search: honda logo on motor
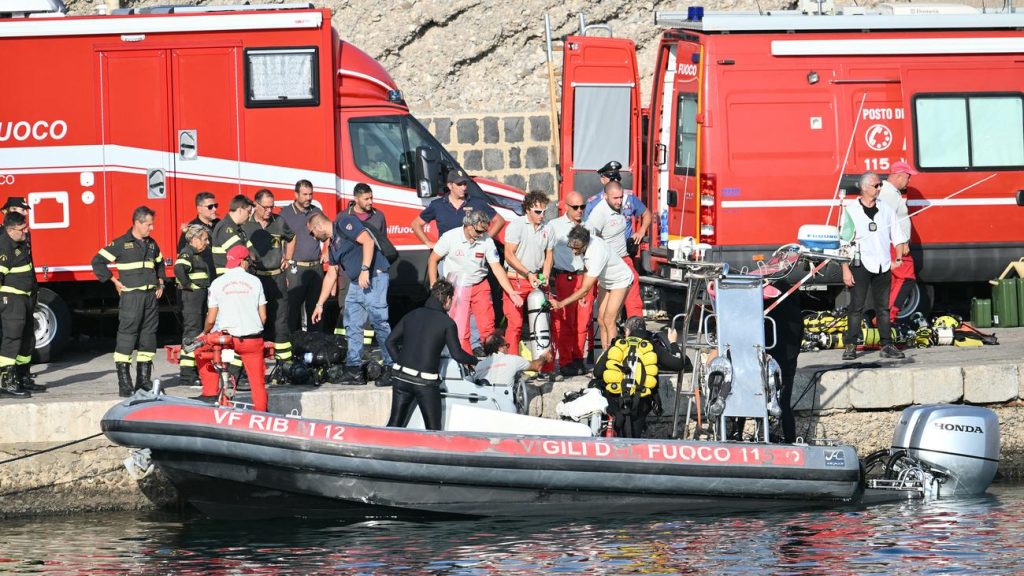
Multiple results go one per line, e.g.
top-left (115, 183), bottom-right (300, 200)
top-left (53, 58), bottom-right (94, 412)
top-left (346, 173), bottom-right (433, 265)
top-left (935, 422), bottom-right (984, 434)
top-left (0, 120), bottom-right (68, 142)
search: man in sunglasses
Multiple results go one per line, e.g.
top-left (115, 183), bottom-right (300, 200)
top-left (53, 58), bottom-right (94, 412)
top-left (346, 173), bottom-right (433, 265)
top-left (549, 191), bottom-right (592, 377)
top-left (840, 172), bottom-right (909, 361)
top-left (502, 190), bottom-right (553, 361)
top-left (176, 191), bottom-right (220, 254)
top-left (428, 210), bottom-right (523, 355)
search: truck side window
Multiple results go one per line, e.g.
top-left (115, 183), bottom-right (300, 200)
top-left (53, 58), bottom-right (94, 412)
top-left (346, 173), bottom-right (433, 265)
top-left (350, 120), bottom-right (407, 187)
top-left (244, 47), bottom-right (319, 108)
top-left (675, 93), bottom-right (698, 175)
top-left (914, 94), bottom-right (1024, 169)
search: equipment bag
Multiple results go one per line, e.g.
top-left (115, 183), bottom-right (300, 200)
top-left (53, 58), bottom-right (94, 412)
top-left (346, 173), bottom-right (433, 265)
top-left (953, 322), bottom-right (999, 346)
top-left (362, 224), bottom-right (399, 264)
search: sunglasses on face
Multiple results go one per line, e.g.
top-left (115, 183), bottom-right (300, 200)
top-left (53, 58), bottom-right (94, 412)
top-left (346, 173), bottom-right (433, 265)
top-left (530, 209), bottom-right (545, 215)
top-left (567, 204), bottom-right (585, 211)
top-left (871, 183), bottom-right (883, 189)
top-left (203, 203), bottom-right (218, 210)
top-left (472, 226), bottom-right (488, 234)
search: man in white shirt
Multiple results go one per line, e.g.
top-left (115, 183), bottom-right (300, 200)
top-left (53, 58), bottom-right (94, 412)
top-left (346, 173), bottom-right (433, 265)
top-left (428, 210), bottom-right (523, 355)
top-left (197, 244), bottom-right (269, 410)
top-left (879, 161), bottom-right (917, 322)
top-left (471, 334), bottom-right (551, 388)
top-left (585, 181), bottom-right (643, 318)
top-left (550, 225), bottom-right (633, 353)
top-left (840, 172), bottom-right (909, 361)
top-left (503, 191), bottom-right (553, 358)
top-left (549, 191), bottom-right (592, 376)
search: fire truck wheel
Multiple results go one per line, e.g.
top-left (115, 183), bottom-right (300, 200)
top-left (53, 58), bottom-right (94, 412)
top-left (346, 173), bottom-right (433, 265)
top-left (895, 282), bottom-right (932, 321)
top-left (33, 288), bottom-right (71, 363)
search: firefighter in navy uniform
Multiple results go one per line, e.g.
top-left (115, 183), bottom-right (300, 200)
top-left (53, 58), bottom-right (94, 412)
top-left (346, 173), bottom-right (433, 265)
top-left (174, 224), bottom-right (212, 385)
top-left (0, 211), bottom-right (40, 398)
top-left (211, 194), bottom-right (255, 277)
top-left (92, 206), bottom-right (166, 397)
top-left (242, 189), bottom-right (296, 382)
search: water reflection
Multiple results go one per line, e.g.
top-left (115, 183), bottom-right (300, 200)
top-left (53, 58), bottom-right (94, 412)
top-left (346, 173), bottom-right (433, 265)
top-left (0, 487), bottom-right (1020, 574)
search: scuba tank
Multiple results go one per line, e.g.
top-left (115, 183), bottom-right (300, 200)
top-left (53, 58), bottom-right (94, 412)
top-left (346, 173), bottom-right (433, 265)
top-left (525, 286), bottom-right (552, 360)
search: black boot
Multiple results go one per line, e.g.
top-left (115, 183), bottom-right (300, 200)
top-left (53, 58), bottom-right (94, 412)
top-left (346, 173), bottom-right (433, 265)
top-left (115, 362), bottom-right (133, 397)
top-left (136, 361), bottom-right (153, 392)
top-left (269, 360), bottom-right (291, 385)
top-left (17, 364), bottom-right (45, 392)
top-left (229, 363), bottom-right (250, 392)
top-left (0, 365), bottom-right (30, 398)
top-left (179, 366), bottom-right (199, 387)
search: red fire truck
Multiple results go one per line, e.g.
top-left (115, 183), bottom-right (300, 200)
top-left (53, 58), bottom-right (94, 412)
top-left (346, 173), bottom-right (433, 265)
top-left (0, 2), bottom-right (522, 360)
top-left (558, 4), bottom-right (1024, 316)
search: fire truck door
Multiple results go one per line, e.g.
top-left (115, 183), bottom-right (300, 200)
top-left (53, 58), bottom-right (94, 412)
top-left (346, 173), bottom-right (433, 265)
top-left (99, 49), bottom-right (174, 249)
top-left (838, 71), bottom-right (906, 178)
top-left (559, 36), bottom-right (642, 203)
top-left (170, 48), bottom-right (241, 229)
top-left (667, 41), bottom-right (701, 244)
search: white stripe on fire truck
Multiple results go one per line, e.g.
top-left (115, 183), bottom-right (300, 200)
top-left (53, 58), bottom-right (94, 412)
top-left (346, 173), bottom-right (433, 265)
top-left (0, 11), bottom-right (323, 39)
top-left (0, 145), bottom-right (521, 219)
top-left (772, 38), bottom-right (1024, 57)
top-left (0, 145), bottom-right (336, 195)
top-left (720, 198), bottom-right (1015, 208)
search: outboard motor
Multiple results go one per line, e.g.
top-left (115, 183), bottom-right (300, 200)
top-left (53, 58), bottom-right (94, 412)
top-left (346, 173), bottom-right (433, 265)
top-left (525, 288), bottom-right (551, 359)
top-left (889, 405), bottom-right (1000, 497)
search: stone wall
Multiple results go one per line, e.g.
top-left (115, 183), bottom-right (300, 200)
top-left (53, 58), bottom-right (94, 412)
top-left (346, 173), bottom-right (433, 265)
top-left (421, 112), bottom-right (557, 194)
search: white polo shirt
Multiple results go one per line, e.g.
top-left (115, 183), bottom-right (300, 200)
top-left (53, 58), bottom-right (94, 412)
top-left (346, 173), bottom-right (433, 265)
top-left (585, 199), bottom-right (629, 258)
top-left (549, 214), bottom-right (584, 272)
top-left (841, 199), bottom-right (908, 273)
top-left (208, 267), bottom-right (267, 337)
top-left (433, 226), bottom-right (500, 286)
top-left (583, 235), bottom-right (633, 290)
top-left (472, 352), bottom-right (530, 387)
top-left (504, 215), bottom-right (552, 274)
top-left (878, 180), bottom-right (912, 241)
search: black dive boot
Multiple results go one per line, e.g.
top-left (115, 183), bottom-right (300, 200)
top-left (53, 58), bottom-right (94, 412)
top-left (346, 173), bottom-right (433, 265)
top-left (179, 366), bottom-right (199, 387)
top-left (269, 360), bottom-right (292, 385)
top-left (229, 363), bottom-right (250, 392)
top-left (17, 364), bottom-right (45, 392)
top-left (136, 361), bottom-right (153, 392)
top-left (0, 365), bottom-right (30, 398)
top-left (115, 362), bottom-right (134, 397)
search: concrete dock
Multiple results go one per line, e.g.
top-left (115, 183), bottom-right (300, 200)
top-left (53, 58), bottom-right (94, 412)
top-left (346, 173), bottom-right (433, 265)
top-left (1, 328), bottom-right (1022, 517)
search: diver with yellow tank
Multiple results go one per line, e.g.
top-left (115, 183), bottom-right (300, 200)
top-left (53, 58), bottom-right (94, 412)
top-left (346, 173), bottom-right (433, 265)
top-left (594, 316), bottom-right (690, 438)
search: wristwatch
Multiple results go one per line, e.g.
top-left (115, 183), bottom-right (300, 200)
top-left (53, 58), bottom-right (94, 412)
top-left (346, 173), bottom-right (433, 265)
top-left (360, 264), bottom-right (370, 272)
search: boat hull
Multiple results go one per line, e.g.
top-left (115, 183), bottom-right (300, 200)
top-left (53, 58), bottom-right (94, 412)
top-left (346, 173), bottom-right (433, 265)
top-left (102, 396), bottom-right (866, 519)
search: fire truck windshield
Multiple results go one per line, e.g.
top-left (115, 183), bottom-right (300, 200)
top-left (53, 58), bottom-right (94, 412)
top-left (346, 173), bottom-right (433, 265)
top-left (348, 115), bottom-right (519, 212)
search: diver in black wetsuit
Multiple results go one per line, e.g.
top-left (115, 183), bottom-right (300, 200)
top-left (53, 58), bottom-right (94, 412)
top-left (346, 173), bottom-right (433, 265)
top-left (385, 279), bottom-right (479, 430)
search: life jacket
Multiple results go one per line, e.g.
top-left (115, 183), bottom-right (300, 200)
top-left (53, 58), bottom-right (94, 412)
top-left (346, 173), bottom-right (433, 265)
top-left (602, 337), bottom-right (659, 398)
